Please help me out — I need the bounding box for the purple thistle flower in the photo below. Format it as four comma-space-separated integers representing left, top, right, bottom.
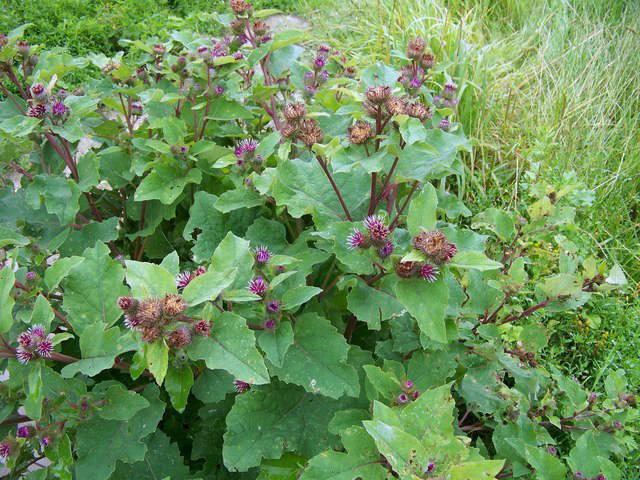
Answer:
197, 45, 210, 56
52, 101, 68, 117
547, 446, 558, 456
176, 271, 194, 289
0, 442, 10, 461
30, 83, 46, 100
364, 215, 390, 241
425, 462, 436, 474
304, 71, 314, 81
254, 246, 271, 264
444, 82, 457, 95
410, 77, 422, 89
16, 426, 30, 438
439, 118, 451, 131
18, 331, 32, 348
248, 276, 268, 296
214, 84, 225, 95
232, 51, 244, 60
194, 265, 207, 276
234, 138, 258, 159
29, 325, 46, 339
25, 271, 37, 281
319, 70, 329, 82
574, 472, 585, 479
266, 300, 280, 313
27, 104, 46, 118
124, 314, 142, 330
35, 336, 54, 358
404, 380, 414, 389
594, 475, 606, 480
118, 296, 134, 311
194, 320, 211, 337
397, 393, 409, 404
264, 319, 276, 330
378, 241, 394, 258
420, 264, 439, 282
40, 436, 50, 449
313, 56, 326, 69
16, 347, 34, 364
318, 44, 331, 54
412, 390, 420, 400
234, 380, 250, 393
443, 242, 457, 262
346, 228, 365, 249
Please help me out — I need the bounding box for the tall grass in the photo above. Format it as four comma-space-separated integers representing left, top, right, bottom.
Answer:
301, 0, 640, 281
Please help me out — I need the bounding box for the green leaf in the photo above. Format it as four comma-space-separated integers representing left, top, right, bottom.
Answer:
407, 182, 438, 235
223, 381, 347, 471
206, 97, 253, 120
524, 446, 566, 480
472, 208, 516, 242
181, 268, 237, 306
186, 312, 269, 384
449, 251, 502, 271
347, 279, 404, 330
26, 175, 81, 225
214, 188, 263, 213
134, 166, 202, 205
75, 385, 165, 480
23, 362, 43, 419
395, 276, 449, 343
124, 260, 176, 298
211, 232, 255, 291
257, 321, 294, 368
0, 225, 29, 248
144, 340, 169, 385
98, 384, 150, 421
0, 267, 16, 333
61, 325, 136, 378
165, 364, 194, 413
281, 286, 322, 310
192, 369, 235, 403
300, 426, 388, 480
44, 256, 84, 291
449, 460, 506, 479
398, 116, 427, 145
62, 242, 128, 334
268, 313, 359, 399
30, 295, 54, 330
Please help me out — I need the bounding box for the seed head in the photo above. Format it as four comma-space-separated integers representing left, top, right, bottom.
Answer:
407, 37, 426, 59
421, 53, 435, 69
365, 85, 391, 105
413, 230, 456, 264
230, 0, 252, 15
406, 101, 431, 121
167, 326, 192, 349
140, 326, 162, 343
162, 294, 187, 317
137, 298, 163, 326
298, 118, 324, 147
283, 102, 306, 122
385, 96, 407, 116
395, 261, 418, 278
348, 120, 373, 145
281, 122, 298, 139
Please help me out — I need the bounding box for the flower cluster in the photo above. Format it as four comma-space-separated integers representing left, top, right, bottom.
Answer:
433, 81, 458, 109
15, 324, 54, 364
234, 138, 260, 167
396, 379, 420, 404
27, 82, 69, 122
280, 102, 324, 147
176, 265, 206, 289
398, 36, 434, 92
347, 215, 394, 259
118, 294, 210, 347
303, 45, 331, 97
395, 230, 456, 283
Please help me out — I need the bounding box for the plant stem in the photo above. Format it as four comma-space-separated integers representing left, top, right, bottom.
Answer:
315, 155, 353, 221
389, 180, 419, 230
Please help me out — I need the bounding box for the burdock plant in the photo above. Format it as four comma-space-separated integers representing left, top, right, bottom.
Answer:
0, 3, 634, 479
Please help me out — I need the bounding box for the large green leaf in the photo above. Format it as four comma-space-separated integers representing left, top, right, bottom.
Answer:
124, 260, 176, 298
223, 381, 345, 471
181, 268, 237, 306
257, 321, 294, 368
268, 313, 359, 399
186, 312, 269, 385
407, 182, 438, 235
62, 242, 128, 334
0, 267, 15, 333
134, 165, 202, 205
395, 276, 449, 343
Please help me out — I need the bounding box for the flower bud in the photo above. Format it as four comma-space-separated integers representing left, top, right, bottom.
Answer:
167, 326, 192, 348
194, 320, 211, 337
